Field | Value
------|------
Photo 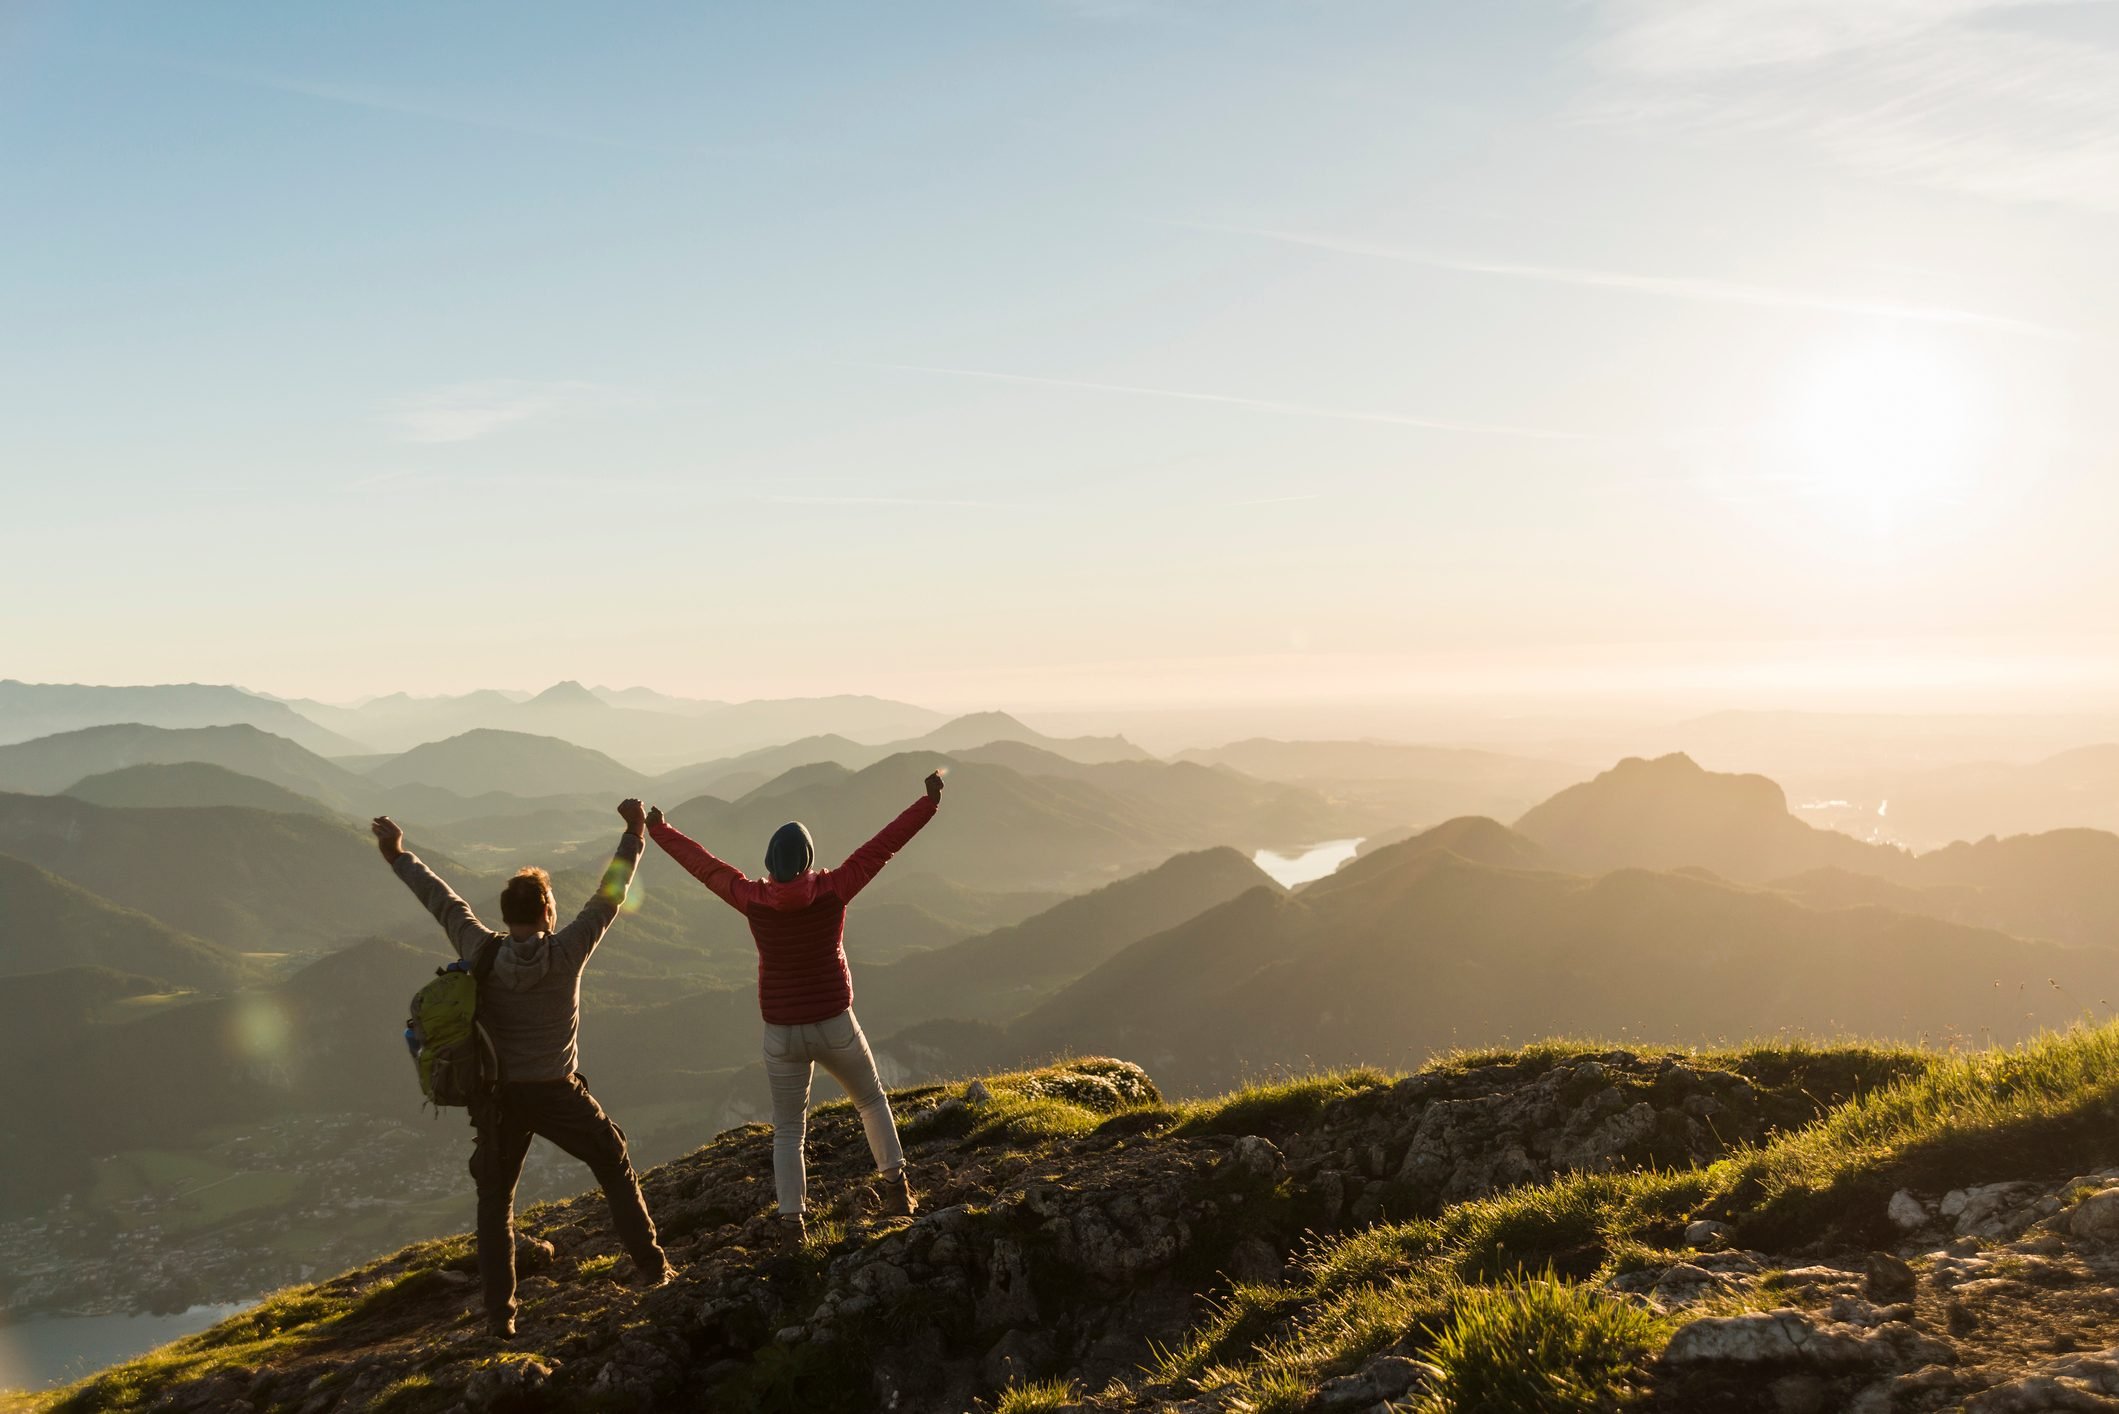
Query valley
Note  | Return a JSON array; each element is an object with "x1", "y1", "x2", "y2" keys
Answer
[{"x1": 6, "y1": 682, "x2": 2119, "y2": 1397}]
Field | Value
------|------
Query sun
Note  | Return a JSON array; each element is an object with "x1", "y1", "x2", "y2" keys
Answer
[{"x1": 1778, "y1": 334, "x2": 1989, "y2": 534}]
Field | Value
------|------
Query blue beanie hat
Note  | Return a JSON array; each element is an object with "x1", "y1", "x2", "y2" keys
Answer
[{"x1": 765, "y1": 821, "x2": 815, "y2": 882}]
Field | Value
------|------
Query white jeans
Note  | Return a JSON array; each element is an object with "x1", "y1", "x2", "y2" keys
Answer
[{"x1": 763, "y1": 1009, "x2": 904, "y2": 1216}]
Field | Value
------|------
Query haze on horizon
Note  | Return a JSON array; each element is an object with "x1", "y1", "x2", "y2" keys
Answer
[{"x1": 4, "y1": 1, "x2": 2117, "y2": 715}]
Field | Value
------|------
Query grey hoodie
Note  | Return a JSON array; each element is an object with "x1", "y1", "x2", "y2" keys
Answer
[{"x1": 393, "y1": 832, "x2": 643, "y2": 1082}]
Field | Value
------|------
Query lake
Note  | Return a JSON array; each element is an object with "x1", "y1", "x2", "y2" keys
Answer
[
  {"x1": 1252, "y1": 838, "x2": 1365, "y2": 888},
  {"x1": 0, "y1": 1303, "x2": 250, "y2": 1393}
]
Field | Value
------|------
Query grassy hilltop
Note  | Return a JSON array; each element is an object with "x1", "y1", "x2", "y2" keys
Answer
[{"x1": 13, "y1": 1026, "x2": 2119, "y2": 1413}]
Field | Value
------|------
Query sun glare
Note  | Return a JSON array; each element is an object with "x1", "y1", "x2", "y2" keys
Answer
[{"x1": 1779, "y1": 335, "x2": 1989, "y2": 534}]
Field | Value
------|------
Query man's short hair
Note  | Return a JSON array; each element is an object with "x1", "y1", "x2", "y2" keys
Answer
[{"x1": 500, "y1": 868, "x2": 554, "y2": 928}]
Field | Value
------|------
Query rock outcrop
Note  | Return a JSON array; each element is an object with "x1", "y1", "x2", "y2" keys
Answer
[
  {"x1": 37, "y1": 1046, "x2": 2119, "y2": 1414},
  {"x1": 1632, "y1": 1170, "x2": 2119, "y2": 1412}
]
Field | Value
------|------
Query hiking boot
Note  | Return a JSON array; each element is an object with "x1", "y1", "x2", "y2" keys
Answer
[
  {"x1": 632, "y1": 1253, "x2": 675, "y2": 1288},
  {"x1": 881, "y1": 1166, "x2": 917, "y2": 1219},
  {"x1": 488, "y1": 1314, "x2": 517, "y2": 1340},
  {"x1": 774, "y1": 1214, "x2": 807, "y2": 1254}
]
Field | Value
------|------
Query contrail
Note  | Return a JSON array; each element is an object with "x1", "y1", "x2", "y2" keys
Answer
[
  {"x1": 1187, "y1": 223, "x2": 2074, "y2": 341},
  {"x1": 876, "y1": 364, "x2": 1592, "y2": 440}
]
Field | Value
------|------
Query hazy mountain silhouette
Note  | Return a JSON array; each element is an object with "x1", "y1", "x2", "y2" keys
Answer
[
  {"x1": 650, "y1": 736, "x2": 868, "y2": 802},
  {"x1": 0, "y1": 853, "x2": 251, "y2": 989},
  {"x1": 1900, "y1": 828, "x2": 2119, "y2": 949},
  {"x1": 854, "y1": 846, "x2": 1277, "y2": 1023},
  {"x1": 524, "y1": 679, "x2": 606, "y2": 710},
  {"x1": 662, "y1": 751, "x2": 1343, "y2": 893},
  {"x1": 1178, "y1": 738, "x2": 1585, "y2": 830},
  {"x1": 1004, "y1": 819, "x2": 2098, "y2": 1093},
  {"x1": 1509, "y1": 752, "x2": 2119, "y2": 949},
  {"x1": 908, "y1": 711, "x2": 1149, "y2": 763},
  {"x1": 1514, "y1": 752, "x2": 1899, "y2": 881},
  {"x1": 1850, "y1": 743, "x2": 2119, "y2": 848},
  {"x1": 65, "y1": 761, "x2": 335, "y2": 817},
  {"x1": 0, "y1": 722, "x2": 371, "y2": 807},
  {"x1": 949, "y1": 748, "x2": 1349, "y2": 846},
  {"x1": 362, "y1": 728, "x2": 649, "y2": 798},
  {"x1": 0, "y1": 793, "x2": 475, "y2": 953},
  {"x1": 0, "y1": 680, "x2": 367, "y2": 755},
  {"x1": 1659, "y1": 708, "x2": 2119, "y2": 780},
  {"x1": 582, "y1": 845, "x2": 1279, "y2": 1093},
  {"x1": 649, "y1": 715, "x2": 1153, "y2": 803},
  {"x1": 288, "y1": 686, "x2": 951, "y2": 768}
]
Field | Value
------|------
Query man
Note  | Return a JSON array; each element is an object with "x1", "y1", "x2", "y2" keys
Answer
[{"x1": 372, "y1": 799, "x2": 669, "y2": 1337}]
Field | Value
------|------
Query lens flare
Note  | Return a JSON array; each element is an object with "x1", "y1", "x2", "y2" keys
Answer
[{"x1": 231, "y1": 995, "x2": 293, "y2": 1076}]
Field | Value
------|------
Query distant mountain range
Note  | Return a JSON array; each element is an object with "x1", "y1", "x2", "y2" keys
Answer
[
  {"x1": 364, "y1": 727, "x2": 649, "y2": 798},
  {"x1": 584, "y1": 846, "x2": 1277, "y2": 1099},
  {"x1": 660, "y1": 749, "x2": 1339, "y2": 894},
  {"x1": 651, "y1": 711, "x2": 1152, "y2": 802},
  {"x1": 1816, "y1": 743, "x2": 2119, "y2": 851},
  {"x1": 981, "y1": 814, "x2": 2102, "y2": 1093},
  {"x1": 65, "y1": 761, "x2": 338, "y2": 818},
  {"x1": 1176, "y1": 738, "x2": 1583, "y2": 832},
  {"x1": 0, "y1": 854, "x2": 251, "y2": 990},
  {"x1": 1514, "y1": 751, "x2": 1892, "y2": 881},
  {"x1": 0, "y1": 681, "x2": 366, "y2": 756},
  {"x1": 0, "y1": 792, "x2": 475, "y2": 954},
  {"x1": 0, "y1": 722, "x2": 372, "y2": 806},
  {"x1": 1515, "y1": 752, "x2": 2119, "y2": 948},
  {"x1": 280, "y1": 682, "x2": 953, "y2": 767},
  {"x1": 11, "y1": 726, "x2": 2119, "y2": 1239}
]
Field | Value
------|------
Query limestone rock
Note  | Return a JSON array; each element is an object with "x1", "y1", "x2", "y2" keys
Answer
[
  {"x1": 1962, "y1": 1347, "x2": 2119, "y2": 1412},
  {"x1": 1864, "y1": 1252, "x2": 1917, "y2": 1305},
  {"x1": 1227, "y1": 1135, "x2": 1286, "y2": 1180},
  {"x1": 1663, "y1": 1309, "x2": 1949, "y2": 1372},
  {"x1": 2070, "y1": 1189, "x2": 2119, "y2": 1242},
  {"x1": 1309, "y1": 1354, "x2": 1437, "y2": 1410},
  {"x1": 1887, "y1": 1190, "x2": 1931, "y2": 1231}
]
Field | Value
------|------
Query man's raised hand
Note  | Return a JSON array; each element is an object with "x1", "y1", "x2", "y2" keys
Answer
[
  {"x1": 925, "y1": 769, "x2": 945, "y2": 802},
  {"x1": 646, "y1": 804, "x2": 665, "y2": 828},
  {"x1": 371, "y1": 816, "x2": 405, "y2": 862},
  {"x1": 618, "y1": 797, "x2": 648, "y2": 833}
]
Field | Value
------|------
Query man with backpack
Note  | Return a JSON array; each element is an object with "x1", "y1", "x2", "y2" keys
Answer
[{"x1": 372, "y1": 799, "x2": 670, "y2": 1337}]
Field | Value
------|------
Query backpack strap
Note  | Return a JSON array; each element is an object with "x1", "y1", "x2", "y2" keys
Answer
[{"x1": 472, "y1": 936, "x2": 503, "y2": 982}]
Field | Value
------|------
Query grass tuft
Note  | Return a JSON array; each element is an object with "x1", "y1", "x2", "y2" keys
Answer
[
  {"x1": 1171, "y1": 1070, "x2": 1392, "y2": 1138},
  {"x1": 994, "y1": 1377, "x2": 1079, "y2": 1412},
  {"x1": 1411, "y1": 1276, "x2": 1666, "y2": 1413}
]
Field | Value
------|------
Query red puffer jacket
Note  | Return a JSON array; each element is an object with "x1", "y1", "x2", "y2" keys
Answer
[{"x1": 648, "y1": 794, "x2": 938, "y2": 1025}]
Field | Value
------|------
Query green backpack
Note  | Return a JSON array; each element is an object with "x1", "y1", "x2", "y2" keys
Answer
[{"x1": 404, "y1": 938, "x2": 503, "y2": 1111}]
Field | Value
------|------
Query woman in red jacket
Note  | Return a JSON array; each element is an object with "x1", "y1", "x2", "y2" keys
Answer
[{"x1": 646, "y1": 770, "x2": 943, "y2": 1246}]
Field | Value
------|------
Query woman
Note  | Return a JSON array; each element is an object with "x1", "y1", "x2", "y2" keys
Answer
[{"x1": 646, "y1": 769, "x2": 943, "y2": 1246}]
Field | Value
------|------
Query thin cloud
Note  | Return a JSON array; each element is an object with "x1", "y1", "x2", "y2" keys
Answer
[
  {"x1": 166, "y1": 60, "x2": 669, "y2": 152},
  {"x1": 1232, "y1": 493, "x2": 1321, "y2": 507},
  {"x1": 1585, "y1": 0, "x2": 2119, "y2": 214},
  {"x1": 876, "y1": 364, "x2": 1591, "y2": 441},
  {"x1": 386, "y1": 380, "x2": 645, "y2": 445},
  {"x1": 1190, "y1": 222, "x2": 2073, "y2": 341}
]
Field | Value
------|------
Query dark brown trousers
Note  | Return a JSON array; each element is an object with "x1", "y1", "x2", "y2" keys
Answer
[{"x1": 470, "y1": 1073, "x2": 663, "y2": 1324}]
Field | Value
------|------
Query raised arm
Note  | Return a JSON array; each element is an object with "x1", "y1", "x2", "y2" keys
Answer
[
  {"x1": 646, "y1": 805, "x2": 757, "y2": 913},
  {"x1": 549, "y1": 799, "x2": 648, "y2": 969},
  {"x1": 821, "y1": 770, "x2": 943, "y2": 903},
  {"x1": 372, "y1": 815, "x2": 496, "y2": 960}
]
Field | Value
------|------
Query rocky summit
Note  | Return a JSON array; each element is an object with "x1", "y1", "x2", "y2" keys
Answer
[{"x1": 21, "y1": 1027, "x2": 2119, "y2": 1414}]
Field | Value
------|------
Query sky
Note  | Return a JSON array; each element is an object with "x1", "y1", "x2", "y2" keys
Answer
[{"x1": 3, "y1": 0, "x2": 2117, "y2": 715}]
